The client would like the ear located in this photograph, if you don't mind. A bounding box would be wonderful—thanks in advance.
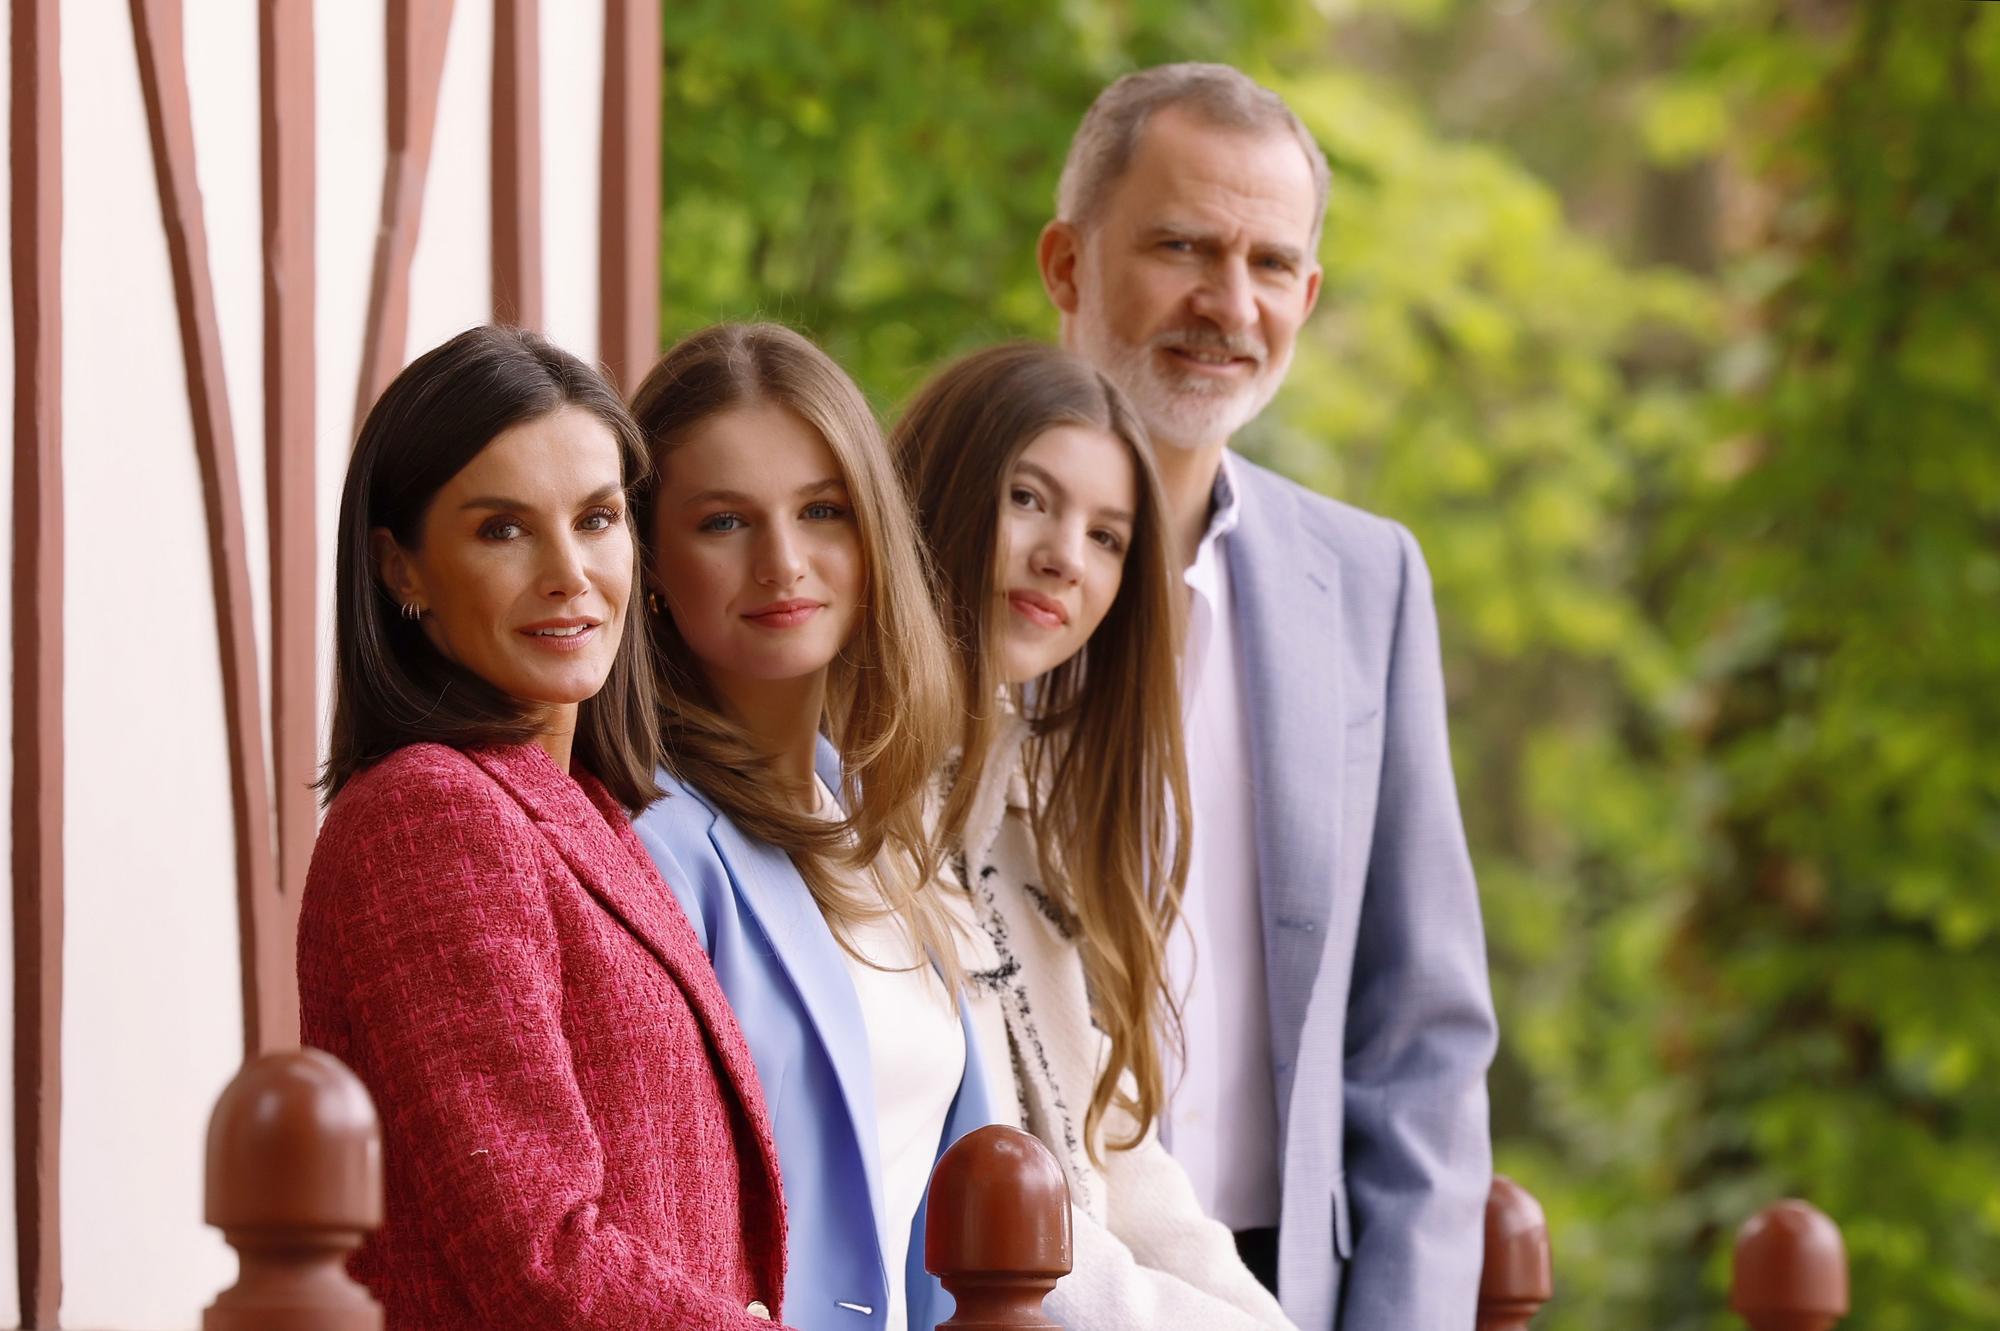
[1037,219,1082,316]
[1301,262,1323,322]
[369,527,426,611]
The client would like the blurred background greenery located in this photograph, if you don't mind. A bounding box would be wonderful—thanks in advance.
[654,1,2000,1325]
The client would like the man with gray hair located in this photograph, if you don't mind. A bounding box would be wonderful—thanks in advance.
[1038,63,1498,1328]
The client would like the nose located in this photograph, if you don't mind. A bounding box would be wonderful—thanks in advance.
[1188,257,1257,335]
[753,522,808,588]
[540,530,590,601]
[1031,522,1085,587]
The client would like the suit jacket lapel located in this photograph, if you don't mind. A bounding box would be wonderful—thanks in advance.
[469,746,785,1206]
[705,786,888,1225]
[1226,469,1347,1130]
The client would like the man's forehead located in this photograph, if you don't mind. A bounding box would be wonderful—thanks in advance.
[1107,106,1318,242]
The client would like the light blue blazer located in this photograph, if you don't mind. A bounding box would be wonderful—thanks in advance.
[1226,458,1498,1329]
[631,740,1001,1331]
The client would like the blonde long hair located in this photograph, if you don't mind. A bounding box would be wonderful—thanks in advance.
[632,323,961,967]
[893,342,1191,1158]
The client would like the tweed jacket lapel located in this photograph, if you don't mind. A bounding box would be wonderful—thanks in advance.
[468,744,784,1203]
[1225,465,1348,1135]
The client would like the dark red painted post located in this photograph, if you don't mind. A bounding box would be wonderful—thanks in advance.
[1477,1175,1553,1330]
[1730,1200,1848,1331]
[203,1047,384,1330]
[924,1124,1072,1329]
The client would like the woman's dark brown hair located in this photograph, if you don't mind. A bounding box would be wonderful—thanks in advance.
[892,341,1191,1160]
[321,324,661,807]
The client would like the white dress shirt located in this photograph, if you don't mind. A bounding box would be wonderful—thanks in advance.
[1163,457,1283,1231]
[815,780,966,1331]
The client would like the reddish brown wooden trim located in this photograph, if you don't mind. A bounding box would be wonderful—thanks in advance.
[354,0,457,426]
[10,0,63,1322]
[492,0,543,329]
[599,0,661,390]
[260,0,316,1047]
[130,0,286,1055]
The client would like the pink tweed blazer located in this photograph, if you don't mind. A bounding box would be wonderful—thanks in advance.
[298,741,790,1330]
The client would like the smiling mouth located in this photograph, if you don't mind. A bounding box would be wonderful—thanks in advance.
[519,620,601,651]
[743,600,824,629]
[1164,345,1257,372]
[1008,591,1068,629]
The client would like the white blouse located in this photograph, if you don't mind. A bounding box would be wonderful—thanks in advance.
[813,780,965,1331]
[948,724,1298,1330]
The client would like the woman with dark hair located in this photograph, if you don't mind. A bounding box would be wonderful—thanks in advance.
[300,325,791,1331]
[627,323,1001,1331]
[894,343,1294,1328]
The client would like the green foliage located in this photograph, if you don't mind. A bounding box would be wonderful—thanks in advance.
[658,1,2000,1324]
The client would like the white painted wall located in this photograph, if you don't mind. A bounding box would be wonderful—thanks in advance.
[0,0,18,1320]
[58,0,247,1323]
[4,2,613,1325]
[541,0,604,365]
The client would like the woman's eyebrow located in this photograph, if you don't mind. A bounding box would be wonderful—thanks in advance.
[1013,460,1070,503]
[459,482,623,512]
[679,487,751,509]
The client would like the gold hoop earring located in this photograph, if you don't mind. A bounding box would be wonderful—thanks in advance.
[646,591,663,615]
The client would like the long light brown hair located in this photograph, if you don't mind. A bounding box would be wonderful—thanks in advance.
[893,342,1190,1158]
[631,323,962,968]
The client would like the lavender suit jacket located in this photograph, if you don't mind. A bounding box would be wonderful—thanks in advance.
[1226,457,1497,1330]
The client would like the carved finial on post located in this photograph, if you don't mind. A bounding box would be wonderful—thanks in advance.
[203,1047,385,1331]
[1730,1199,1848,1331]
[924,1125,1072,1329]
[1478,1175,1554,1330]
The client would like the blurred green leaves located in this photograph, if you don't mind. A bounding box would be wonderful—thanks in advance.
[656,1,2000,1325]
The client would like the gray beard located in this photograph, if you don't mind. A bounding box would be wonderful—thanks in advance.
[1071,311,1288,454]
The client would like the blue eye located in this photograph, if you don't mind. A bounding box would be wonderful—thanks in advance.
[579,507,622,533]
[803,502,846,521]
[699,513,744,534]
[481,518,525,540]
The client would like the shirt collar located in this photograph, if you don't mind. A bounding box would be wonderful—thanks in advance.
[1200,453,1243,551]
[1185,454,1243,597]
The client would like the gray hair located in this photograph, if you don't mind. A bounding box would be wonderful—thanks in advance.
[1055,62,1332,248]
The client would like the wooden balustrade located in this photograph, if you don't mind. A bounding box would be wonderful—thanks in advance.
[1478,1174,1554,1329]
[202,1048,383,1331]
[924,1124,1074,1328]
[1730,1199,1850,1331]
[197,1048,1852,1331]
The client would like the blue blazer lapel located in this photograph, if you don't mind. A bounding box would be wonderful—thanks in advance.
[705,799,888,1225]
[906,995,1001,1331]
[1227,470,1348,1112]
[813,733,843,795]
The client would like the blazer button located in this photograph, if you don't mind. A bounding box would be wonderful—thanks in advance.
[746,1300,772,1320]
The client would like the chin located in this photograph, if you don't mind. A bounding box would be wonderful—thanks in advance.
[515,665,615,708]
[1003,643,1062,685]
[737,647,839,683]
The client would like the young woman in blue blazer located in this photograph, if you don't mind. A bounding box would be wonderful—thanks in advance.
[627,323,1001,1331]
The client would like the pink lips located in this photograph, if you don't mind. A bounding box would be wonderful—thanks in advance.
[518,617,601,652]
[743,598,823,629]
[1007,589,1069,629]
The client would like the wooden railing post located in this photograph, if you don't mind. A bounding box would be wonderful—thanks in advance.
[1729,1200,1848,1331]
[203,1047,384,1330]
[924,1124,1072,1329]
[1478,1175,1554,1330]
